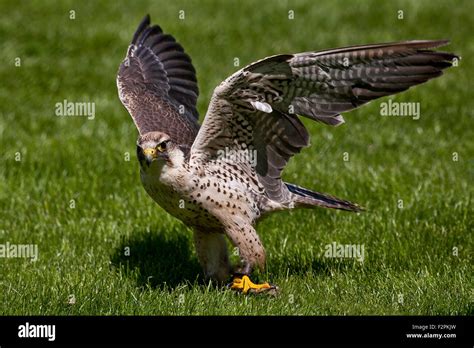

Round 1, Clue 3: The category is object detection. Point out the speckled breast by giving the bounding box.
[140,172,224,231]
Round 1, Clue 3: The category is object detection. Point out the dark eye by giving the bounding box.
[156,142,167,152]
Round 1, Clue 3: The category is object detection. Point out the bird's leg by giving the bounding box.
[229,263,277,294]
[229,273,275,294]
[193,231,231,283]
[224,222,278,294]
[230,263,276,294]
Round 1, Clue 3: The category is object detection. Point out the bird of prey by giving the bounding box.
[117,15,457,294]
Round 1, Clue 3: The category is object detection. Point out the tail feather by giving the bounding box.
[286,183,362,212]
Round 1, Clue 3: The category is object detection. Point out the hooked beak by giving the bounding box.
[142,148,167,166]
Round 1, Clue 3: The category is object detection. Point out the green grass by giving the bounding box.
[0,0,472,315]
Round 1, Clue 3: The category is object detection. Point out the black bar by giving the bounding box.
[0,316,471,346]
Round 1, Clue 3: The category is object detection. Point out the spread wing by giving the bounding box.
[190,40,457,202]
[117,15,200,152]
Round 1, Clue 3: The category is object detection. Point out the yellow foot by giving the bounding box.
[229,275,278,294]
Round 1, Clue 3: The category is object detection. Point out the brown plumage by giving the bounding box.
[117,15,199,154]
[191,40,457,203]
[117,15,457,289]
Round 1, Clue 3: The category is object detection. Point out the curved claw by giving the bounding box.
[229,275,278,294]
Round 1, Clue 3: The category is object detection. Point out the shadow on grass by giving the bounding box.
[111,228,364,290]
[111,230,202,290]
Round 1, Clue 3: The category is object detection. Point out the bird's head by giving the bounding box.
[136,131,183,172]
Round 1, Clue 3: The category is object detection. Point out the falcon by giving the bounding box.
[117,15,457,294]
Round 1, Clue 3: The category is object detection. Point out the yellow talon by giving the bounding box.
[230,275,273,294]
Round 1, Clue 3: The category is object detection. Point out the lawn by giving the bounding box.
[0,0,472,315]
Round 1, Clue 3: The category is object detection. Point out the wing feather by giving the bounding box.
[117,15,200,151]
[191,40,457,202]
